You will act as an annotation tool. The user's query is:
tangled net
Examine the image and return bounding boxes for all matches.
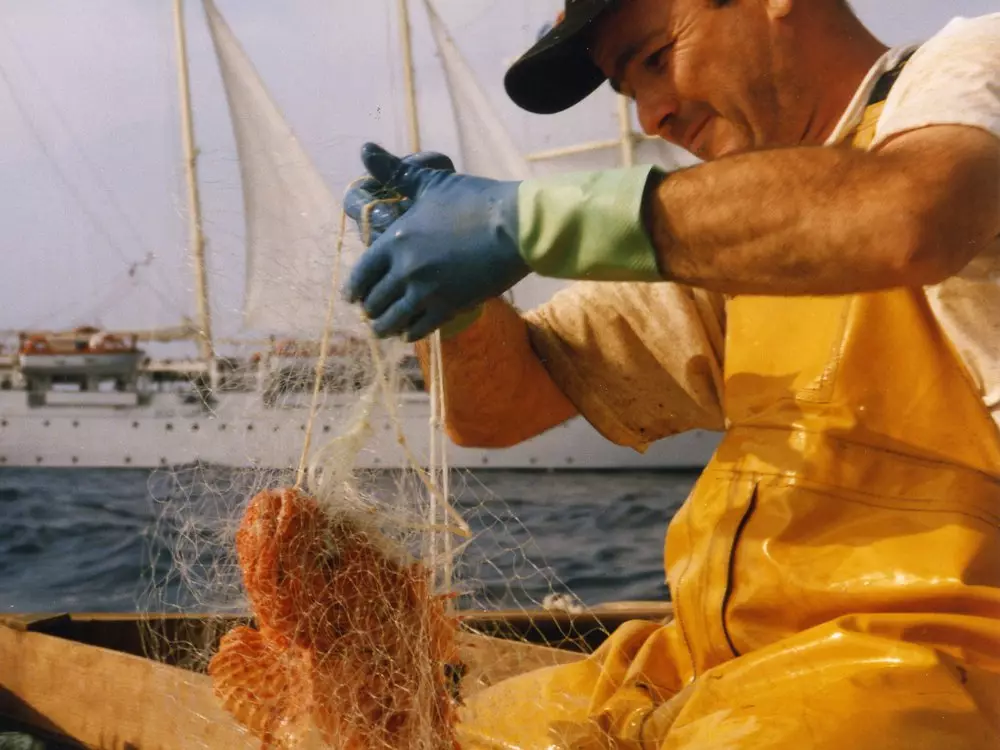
[135,3,618,748]
[209,487,460,749]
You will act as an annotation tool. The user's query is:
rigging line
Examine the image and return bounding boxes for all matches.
[0,57,137,270]
[0,53,188,322]
[21,245,184,331]
[65,286,138,329]
[23,261,165,331]
[0,20,161,260]
[72,265,181,329]
[36,277,134,330]
[447,0,493,34]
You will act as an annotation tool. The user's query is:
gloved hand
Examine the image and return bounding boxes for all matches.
[345,142,665,342]
[344,149,488,339]
[345,143,527,341]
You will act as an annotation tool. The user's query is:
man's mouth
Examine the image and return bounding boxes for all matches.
[682,116,711,155]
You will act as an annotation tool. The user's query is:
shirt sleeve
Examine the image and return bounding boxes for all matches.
[873,14,1000,147]
[872,14,1000,432]
[523,281,727,452]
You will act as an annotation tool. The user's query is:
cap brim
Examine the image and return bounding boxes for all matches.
[504,3,610,115]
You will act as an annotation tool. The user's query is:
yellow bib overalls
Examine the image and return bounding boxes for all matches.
[458,73,1000,749]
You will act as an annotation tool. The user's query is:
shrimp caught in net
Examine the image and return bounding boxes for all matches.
[209,487,461,749]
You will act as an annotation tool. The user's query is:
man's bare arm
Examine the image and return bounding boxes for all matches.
[646,126,1000,295]
[413,299,577,448]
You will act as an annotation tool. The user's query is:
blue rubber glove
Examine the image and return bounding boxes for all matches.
[343,151,455,244]
[345,143,529,341]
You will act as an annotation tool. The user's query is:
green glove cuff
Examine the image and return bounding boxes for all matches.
[517,165,665,282]
[439,305,484,339]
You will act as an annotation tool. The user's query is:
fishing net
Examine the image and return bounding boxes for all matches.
[136,1,675,747]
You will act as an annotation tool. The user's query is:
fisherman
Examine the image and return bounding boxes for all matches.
[346,1,1000,747]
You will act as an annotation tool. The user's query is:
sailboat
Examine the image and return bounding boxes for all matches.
[0,0,721,471]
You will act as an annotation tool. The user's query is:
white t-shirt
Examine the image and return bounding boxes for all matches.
[826,14,1000,427]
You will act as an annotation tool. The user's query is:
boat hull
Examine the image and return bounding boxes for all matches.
[0,390,720,470]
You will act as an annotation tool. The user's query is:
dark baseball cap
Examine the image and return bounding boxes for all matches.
[504,0,618,115]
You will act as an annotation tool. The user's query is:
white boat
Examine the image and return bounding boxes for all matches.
[0,389,720,470]
[0,334,719,469]
[0,0,720,471]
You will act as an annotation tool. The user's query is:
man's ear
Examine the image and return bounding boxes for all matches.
[763,0,793,21]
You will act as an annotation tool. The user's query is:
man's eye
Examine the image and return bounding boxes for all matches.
[644,45,671,72]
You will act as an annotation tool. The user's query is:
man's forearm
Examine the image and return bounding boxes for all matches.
[644,139,990,295]
[413,299,577,448]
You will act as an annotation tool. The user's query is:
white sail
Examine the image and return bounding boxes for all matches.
[202,0,363,337]
[423,0,565,310]
[422,0,531,181]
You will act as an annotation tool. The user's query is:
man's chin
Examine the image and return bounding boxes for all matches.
[691,145,742,162]
[689,133,754,162]
[655,129,750,163]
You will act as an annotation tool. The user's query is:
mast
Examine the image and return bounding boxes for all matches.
[396,0,422,152]
[172,0,215,365]
[526,99,644,165]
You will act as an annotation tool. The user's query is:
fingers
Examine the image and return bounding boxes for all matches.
[346,148,453,244]
[361,142,433,200]
[346,145,460,335]
[346,227,427,337]
[346,197,409,247]
[343,179,380,221]
[362,274,405,320]
[403,307,452,342]
[362,143,454,179]
[370,287,425,338]
[345,252,454,342]
[344,246,390,304]
[405,151,456,172]
[361,142,405,186]
[348,152,452,222]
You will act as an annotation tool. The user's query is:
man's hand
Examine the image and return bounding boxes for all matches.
[343,150,455,244]
[344,143,529,341]
[344,142,666,341]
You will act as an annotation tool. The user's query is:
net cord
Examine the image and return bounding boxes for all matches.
[293,184,469,564]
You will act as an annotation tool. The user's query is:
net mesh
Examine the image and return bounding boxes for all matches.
[137,353,606,748]
[138,400,599,748]
[136,1,616,747]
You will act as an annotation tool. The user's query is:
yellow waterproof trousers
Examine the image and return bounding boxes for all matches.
[456,95,1000,747]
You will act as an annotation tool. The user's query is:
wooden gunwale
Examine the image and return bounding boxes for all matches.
[0,604,671,749]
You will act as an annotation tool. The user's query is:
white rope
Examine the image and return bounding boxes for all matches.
[428,328,440,585]
[431,331,454,608]
[294,204,351,489]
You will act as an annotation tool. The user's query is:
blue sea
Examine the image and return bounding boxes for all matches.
[0,468,697,614]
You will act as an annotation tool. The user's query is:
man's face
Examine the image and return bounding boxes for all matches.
[591,0,792,161]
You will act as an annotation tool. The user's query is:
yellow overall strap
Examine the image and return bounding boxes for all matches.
[849,49,916,146]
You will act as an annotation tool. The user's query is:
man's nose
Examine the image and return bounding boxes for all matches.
[636,92,679,139]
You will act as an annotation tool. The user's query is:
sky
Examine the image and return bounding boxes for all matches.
[0,0,996,344]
